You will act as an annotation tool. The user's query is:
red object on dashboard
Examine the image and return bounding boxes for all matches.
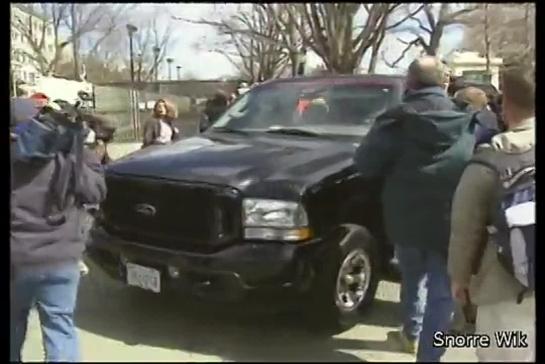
[297,99,311,115]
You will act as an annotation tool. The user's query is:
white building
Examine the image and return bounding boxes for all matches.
[446,51,503,89]
[33,76,93,104]
[10,4,72,86]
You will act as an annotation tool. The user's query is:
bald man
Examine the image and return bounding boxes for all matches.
[354,56,476,362]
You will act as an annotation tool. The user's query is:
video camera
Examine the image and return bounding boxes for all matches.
[11,98,86,160]
[52,99,116,143]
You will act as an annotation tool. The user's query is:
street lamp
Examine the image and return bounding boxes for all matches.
[137,53,142,83]
[153,46,161,82]
[297,47,307,76]
[166,57,174,80]
[176,65,182,80]
[126,24,138,84]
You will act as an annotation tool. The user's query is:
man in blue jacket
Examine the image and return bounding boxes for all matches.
[354,57,475,362]
[10,99,107,362]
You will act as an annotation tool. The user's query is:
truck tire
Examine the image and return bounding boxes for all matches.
[304,224,380,335]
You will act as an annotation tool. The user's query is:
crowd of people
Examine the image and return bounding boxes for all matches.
[354,56,534,362]
[10,55,534,362]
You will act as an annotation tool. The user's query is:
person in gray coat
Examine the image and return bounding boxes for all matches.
[10,99,107,362]
[142,99,180,148]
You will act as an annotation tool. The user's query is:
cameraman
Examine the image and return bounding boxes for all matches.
[10,98,107,362]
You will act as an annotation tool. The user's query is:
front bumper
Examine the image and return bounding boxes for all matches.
[88,226,325,302]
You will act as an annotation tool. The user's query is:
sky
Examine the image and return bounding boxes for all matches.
[118,4,466,80]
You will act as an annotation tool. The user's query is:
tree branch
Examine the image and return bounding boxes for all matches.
[383,37,421,68]
[408,14,433,34]
[386,4,425,30]
[443,6,478,24]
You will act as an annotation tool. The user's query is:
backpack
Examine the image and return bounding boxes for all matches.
[472,148,535,303]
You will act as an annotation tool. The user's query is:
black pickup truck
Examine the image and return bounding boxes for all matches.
[89,75,405,333]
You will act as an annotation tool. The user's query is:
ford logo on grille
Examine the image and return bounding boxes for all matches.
[134,203,157,217]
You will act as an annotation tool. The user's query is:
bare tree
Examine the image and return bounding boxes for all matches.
[179,4,417,76]
[462,3,535,66]
[180,4,304,77]
[78,6,175,84]
[83,5,136,57]
[178,4,290,83]
[367,4,426,73]
[126,18,174,82]
[11,4,70,75]
[483,4,491,73]
[12,4,133,80]
[383,4,477,68]
[63,4,132,80]
[283,4,400,74]
[245,4,306,77]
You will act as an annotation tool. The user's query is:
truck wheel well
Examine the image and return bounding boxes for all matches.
[329,223,390,274]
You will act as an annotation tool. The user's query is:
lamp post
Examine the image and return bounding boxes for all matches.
[176,65,182,80]
[126,24,138,84]
[153,47,161,82]
[166,57,174,80]
[137,53,142,83]
[297,47,307,76]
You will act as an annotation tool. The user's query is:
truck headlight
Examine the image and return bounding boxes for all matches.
[242,199,312,241]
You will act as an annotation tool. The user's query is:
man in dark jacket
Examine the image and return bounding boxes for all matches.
[200,91,229,132]
[10,99,107,362]
[354,57,475,362]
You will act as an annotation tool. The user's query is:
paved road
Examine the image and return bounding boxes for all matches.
[22,261,476,362]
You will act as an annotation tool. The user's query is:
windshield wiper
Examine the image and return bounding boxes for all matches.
[210,126,249,135]
[265,127,322,137]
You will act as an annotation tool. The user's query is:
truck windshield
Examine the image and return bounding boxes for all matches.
[211,82,396,137]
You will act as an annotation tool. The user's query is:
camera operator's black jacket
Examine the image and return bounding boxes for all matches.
[10,137,107,270]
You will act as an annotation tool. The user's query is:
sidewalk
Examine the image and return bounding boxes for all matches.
[22,273,478,362]
[107,142,142,160]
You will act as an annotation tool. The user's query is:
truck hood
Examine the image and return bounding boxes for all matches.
[107,133,358,198]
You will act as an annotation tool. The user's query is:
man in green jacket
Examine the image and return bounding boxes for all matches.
[354,56,475,362]
[448,65,535,361]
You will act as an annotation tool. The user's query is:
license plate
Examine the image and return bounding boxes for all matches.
[126,262,161,293]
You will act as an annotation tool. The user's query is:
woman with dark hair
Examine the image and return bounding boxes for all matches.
[142,99,179,148]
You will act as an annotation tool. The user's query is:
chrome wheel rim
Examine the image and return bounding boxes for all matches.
[335,249,371,312]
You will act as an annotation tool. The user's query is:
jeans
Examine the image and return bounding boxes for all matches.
[396,245,454,362]
[10,262,81,362]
